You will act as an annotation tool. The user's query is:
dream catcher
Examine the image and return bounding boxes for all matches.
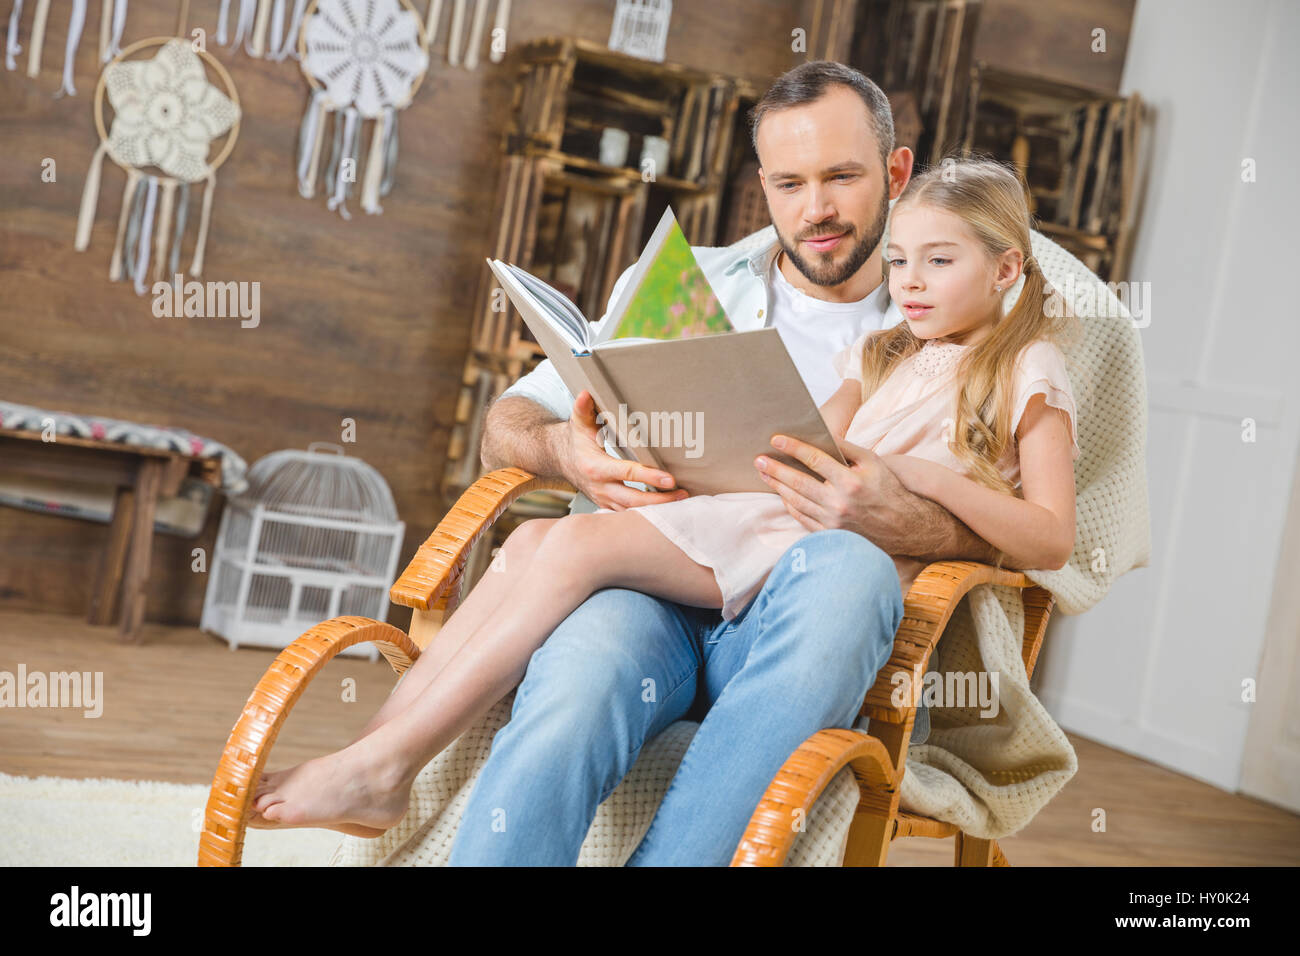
[4,0,131,95]
[429,0,511,69]
[214,0,310,60]
[74,37,240,292]
[295,0,429,218]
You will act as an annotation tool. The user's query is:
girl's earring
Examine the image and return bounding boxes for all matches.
[995,285,1003,292]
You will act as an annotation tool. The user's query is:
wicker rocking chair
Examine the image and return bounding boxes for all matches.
[198,466,1054,868]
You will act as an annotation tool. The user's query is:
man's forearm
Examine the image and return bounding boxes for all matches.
[479,396,569,479]
[898,489,1025,569]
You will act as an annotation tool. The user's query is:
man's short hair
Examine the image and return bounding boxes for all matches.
[748,60,895,173]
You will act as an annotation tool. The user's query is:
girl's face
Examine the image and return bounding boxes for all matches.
[885,203,1016,346]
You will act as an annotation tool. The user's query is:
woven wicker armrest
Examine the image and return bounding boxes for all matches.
[389,467,576,612]
[732,560,1054,866]
[859,560,1040,725]
[730,728,899,867]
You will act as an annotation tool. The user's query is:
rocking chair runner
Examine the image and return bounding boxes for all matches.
[198,465,1054,868]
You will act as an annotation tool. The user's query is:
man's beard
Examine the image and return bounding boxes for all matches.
[775,190,890,288]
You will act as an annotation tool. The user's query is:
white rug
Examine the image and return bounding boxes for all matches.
[0,772,341,867]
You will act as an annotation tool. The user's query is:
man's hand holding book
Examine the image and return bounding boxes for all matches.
[554,390,691,511]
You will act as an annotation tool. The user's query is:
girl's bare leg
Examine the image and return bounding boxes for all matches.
[251,510,722,832]
[351,517,562,741]
[249,517,560,830]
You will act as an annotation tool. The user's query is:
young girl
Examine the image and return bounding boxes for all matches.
[250,158,1080,835]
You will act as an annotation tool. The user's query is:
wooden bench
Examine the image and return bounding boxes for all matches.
[0,427,224,642]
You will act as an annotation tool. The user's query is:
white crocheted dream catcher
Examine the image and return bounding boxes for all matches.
[295,0,429,219]
[73,37,241,292]
[4,0,131,95]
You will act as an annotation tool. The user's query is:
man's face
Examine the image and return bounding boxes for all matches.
[756,85,898,288]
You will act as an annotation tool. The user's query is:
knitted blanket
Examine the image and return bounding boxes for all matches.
[328,230,1150,865]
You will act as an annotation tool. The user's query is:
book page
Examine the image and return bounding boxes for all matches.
[505,263,592,352]
[597,207,734,344]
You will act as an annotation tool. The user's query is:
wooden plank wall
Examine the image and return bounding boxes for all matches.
[0,0,805,627]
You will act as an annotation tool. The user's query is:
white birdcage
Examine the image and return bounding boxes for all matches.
[608,0,672,62]
[201,443,405,660]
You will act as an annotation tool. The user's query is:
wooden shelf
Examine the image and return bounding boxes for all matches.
[1035,221,1111,250]
[524,36,726,86]
[569,83,675,116]
[958,61,1146,282]
[530,148,712,193]
[853,2,1147,282]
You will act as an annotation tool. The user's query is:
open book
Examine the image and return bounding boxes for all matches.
[486,207,846,496]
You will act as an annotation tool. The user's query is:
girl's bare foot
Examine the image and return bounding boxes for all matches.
[250,743,414,833]
[245,806,387,839]
[250,766,388,837]
[254,767,286,799]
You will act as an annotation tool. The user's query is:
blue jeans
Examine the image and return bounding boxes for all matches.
[446,528,904,866]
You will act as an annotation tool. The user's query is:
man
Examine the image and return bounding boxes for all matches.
[448,61,1012,866]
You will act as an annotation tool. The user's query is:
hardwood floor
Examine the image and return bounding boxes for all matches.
[0,610,398,786]
[1,609,1296,866]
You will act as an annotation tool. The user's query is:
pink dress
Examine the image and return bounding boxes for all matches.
[596,333,1081,621]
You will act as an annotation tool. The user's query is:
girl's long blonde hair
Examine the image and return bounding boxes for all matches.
[859,158,1079,494]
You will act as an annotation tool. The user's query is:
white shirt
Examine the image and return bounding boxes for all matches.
[767,253,903,405]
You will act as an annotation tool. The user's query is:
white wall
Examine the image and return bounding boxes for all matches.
[1033,0,1300,792]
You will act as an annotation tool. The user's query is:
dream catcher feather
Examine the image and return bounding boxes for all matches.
[295,0,428,218]
[74,37,241,291]
[214,0,310,60]
[4,0,130,95]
